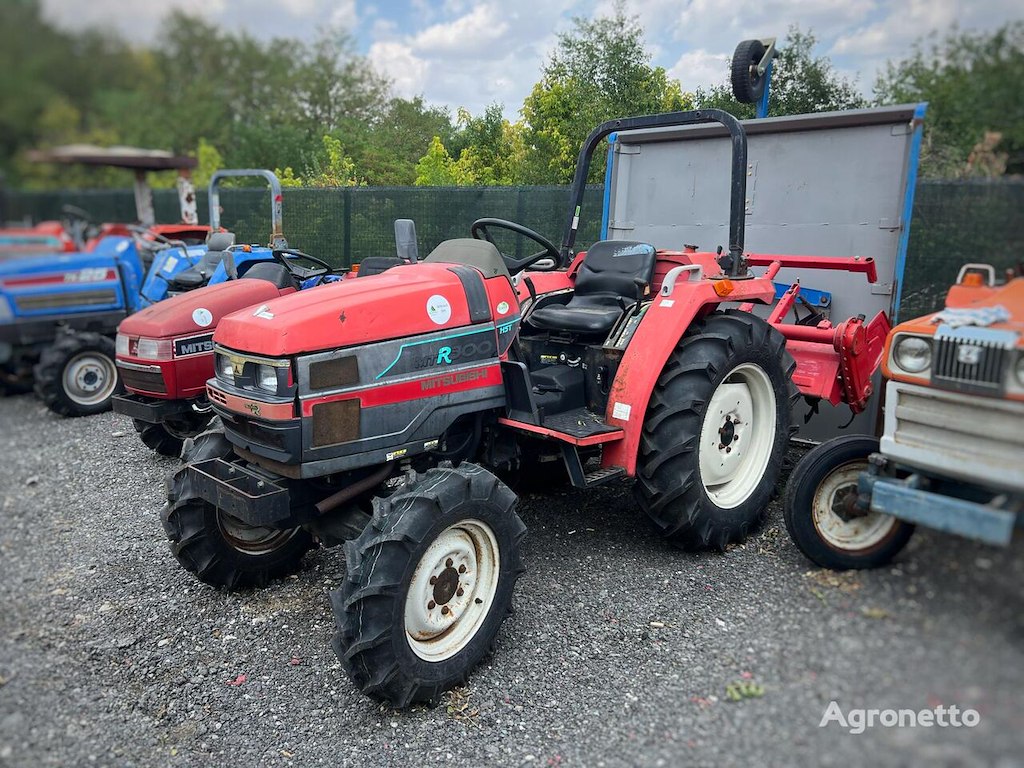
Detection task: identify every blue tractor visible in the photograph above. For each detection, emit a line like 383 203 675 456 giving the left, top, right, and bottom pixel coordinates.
0 164 293 416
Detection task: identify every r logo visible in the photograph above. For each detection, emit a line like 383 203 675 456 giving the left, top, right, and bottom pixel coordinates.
436 346 452 365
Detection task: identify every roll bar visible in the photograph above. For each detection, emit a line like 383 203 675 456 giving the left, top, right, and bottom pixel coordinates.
208 169 286 249
561 108 748 276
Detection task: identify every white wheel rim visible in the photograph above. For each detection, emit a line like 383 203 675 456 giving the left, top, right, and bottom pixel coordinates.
405 519 500 662
699 363 777 509
216 511 300 555
62 351 118 407
812 460 897 551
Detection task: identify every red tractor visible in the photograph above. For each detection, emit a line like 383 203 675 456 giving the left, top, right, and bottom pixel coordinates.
165 109 890 707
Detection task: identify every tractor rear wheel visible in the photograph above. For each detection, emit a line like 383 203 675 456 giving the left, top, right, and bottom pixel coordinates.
162 425 312 589
34 331 122 417
783 435 914 570
635 310 798 550
331 463 525 708
134 411 214 458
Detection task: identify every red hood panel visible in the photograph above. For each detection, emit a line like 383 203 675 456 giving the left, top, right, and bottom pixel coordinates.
119 280 293 338
215 263 479 356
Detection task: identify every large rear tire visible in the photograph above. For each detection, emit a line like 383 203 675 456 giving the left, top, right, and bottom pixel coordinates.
783 435 914 570
34 331 122 417
331 463 526 708
134 411 214 458
161 425 313 589
634 310 798 550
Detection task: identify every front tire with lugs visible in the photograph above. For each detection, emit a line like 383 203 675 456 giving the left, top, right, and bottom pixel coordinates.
134 410 214 458
331 463 526 708
34 331 122 417
161 425 313 589
635 310 798 550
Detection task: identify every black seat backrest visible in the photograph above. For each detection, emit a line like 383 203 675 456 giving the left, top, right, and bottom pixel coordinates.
574 241 657 298
206 231 236 251
358 256 403 277
241 261 293 289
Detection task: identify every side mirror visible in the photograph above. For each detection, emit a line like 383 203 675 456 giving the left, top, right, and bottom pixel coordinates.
394 219 419 263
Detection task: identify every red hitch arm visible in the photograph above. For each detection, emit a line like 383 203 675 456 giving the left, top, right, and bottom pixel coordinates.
745 253 878 284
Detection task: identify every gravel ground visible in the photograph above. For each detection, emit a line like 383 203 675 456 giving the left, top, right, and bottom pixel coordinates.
1 393 1022 768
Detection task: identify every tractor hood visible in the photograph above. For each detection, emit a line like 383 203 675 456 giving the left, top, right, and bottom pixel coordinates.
119 277 295 339
0 241 127 282
215 263 485 357
895 277 1024 345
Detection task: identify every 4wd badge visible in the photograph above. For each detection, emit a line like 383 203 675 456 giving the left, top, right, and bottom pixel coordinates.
956 345 982 365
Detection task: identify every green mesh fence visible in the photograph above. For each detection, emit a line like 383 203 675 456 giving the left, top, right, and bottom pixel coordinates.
1 185 605 270
899 179 1024 319
4 180 1022 319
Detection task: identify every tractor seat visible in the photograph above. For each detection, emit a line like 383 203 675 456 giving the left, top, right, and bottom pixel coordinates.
241 261 294 289
357 256 403 276
168 231 236 290
528 240 656 335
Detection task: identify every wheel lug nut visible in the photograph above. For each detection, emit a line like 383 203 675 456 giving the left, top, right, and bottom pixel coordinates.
429 575 436 585
446 558 453 568
441 605 451 615
475 598 483 604
726 446 732 453
428 600 436 609
456 588 464 597
458 564 467 574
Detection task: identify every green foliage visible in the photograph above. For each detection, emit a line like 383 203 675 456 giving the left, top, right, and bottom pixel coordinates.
874 23 1024 177
414 106 529 186
695 26 868 119
521 1 692 183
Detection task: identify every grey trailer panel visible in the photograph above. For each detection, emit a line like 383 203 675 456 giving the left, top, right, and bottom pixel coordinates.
605 105 925 440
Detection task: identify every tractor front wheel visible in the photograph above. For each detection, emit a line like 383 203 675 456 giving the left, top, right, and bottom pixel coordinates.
635 310 797 550
134 411 214 458
331 463 526 708
161 425 312 589
783 435 914 570
34 332 122 417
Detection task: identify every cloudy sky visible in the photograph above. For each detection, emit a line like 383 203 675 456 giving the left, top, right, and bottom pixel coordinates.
41 0 1021 117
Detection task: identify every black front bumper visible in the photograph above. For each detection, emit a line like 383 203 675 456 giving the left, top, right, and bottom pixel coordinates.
112 393 202 423
188 458 291 525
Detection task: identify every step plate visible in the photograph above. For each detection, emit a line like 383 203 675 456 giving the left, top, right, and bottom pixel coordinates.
542 409 620 439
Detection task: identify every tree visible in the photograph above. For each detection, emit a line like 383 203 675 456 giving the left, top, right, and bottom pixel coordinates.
875 23 1024 177
413 105 529 186
695 26 868 118
521 1 692 183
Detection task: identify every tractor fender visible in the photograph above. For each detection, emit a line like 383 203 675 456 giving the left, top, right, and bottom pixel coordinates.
601 277 776 475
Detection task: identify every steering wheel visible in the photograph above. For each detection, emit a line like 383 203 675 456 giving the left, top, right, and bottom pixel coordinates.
127 224 187 251
60 205 97 248
470 218 561 273
272 248 333 282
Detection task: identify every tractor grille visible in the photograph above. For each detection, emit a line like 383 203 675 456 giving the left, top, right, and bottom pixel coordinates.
883 381 1024 490
933 332 1011 395
15 289 119 312
226 417 286 451
118 366 167 394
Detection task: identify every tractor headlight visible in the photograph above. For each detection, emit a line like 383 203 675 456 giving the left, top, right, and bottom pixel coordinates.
216 353 235 380
256 363 278 392
135 337 173 361
893 335 932 374
115 333 130 357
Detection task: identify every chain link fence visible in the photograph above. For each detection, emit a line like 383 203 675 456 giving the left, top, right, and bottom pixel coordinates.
3 180 1021 318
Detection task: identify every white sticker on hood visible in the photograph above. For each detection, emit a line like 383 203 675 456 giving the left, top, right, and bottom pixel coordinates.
192 308 213 327
427 295 452 325
253 304 274 320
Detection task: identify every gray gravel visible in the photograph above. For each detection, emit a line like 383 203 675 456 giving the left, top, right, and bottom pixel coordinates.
1 392 1022 767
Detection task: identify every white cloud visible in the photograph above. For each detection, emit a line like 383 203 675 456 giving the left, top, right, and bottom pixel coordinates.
413 4 510 57
328 0 358 30
368 40 431 97
668 49 731 92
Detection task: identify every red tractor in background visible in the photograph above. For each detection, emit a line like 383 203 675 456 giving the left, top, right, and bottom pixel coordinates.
164 109 891 707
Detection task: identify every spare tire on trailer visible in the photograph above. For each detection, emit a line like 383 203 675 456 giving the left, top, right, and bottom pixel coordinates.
731 39 768 104
634 309 798 550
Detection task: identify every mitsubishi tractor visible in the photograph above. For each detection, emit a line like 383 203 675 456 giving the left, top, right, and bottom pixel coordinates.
0 167 289 415
784 262 1024 569
164 109 891 707
112 219 422 457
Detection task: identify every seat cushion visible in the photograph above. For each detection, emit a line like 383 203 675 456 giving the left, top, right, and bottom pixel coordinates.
529 303 623 334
